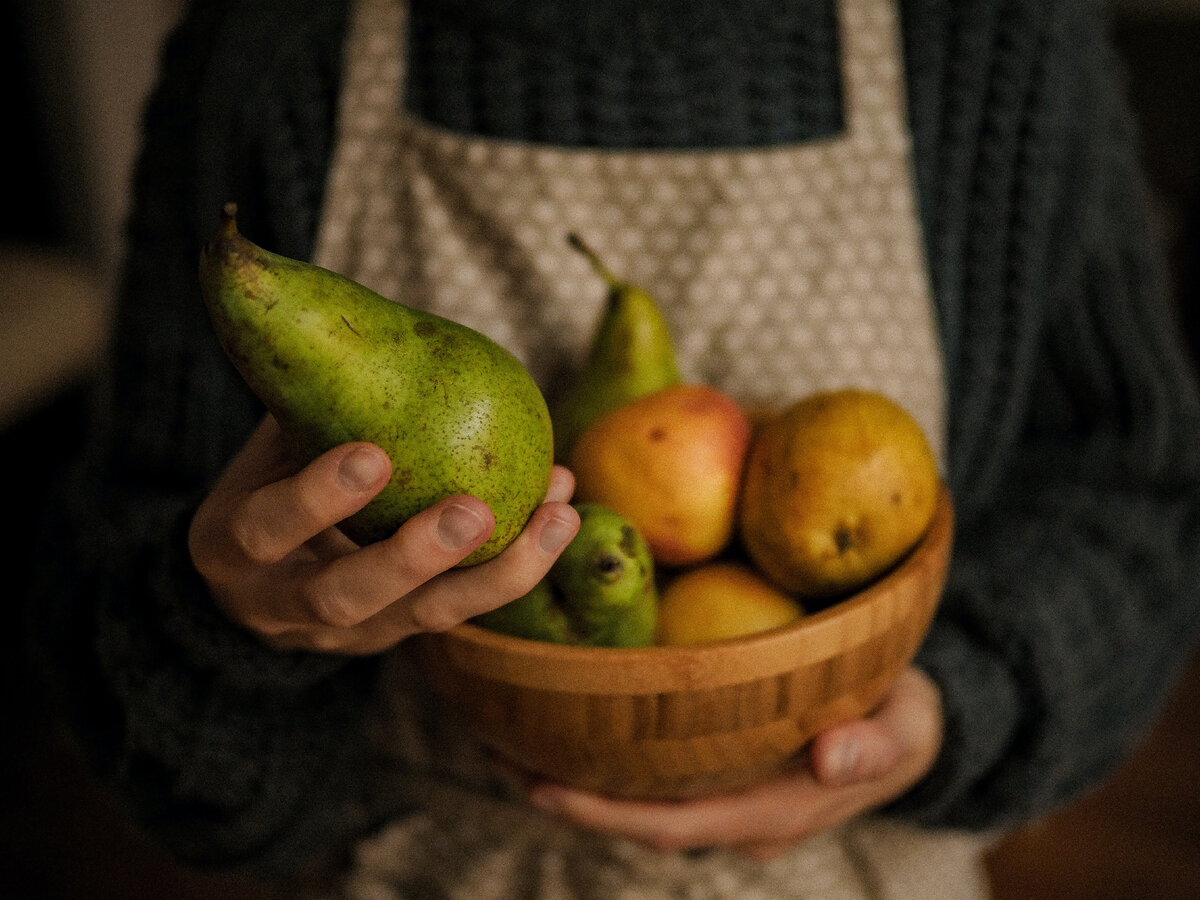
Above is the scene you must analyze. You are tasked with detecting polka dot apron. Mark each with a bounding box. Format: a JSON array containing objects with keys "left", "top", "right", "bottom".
[{"left": 312, "top": 0, "right": 990, "bottom": 897}]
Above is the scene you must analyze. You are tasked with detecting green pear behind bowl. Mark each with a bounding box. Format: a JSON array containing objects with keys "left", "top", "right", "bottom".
[
  {"left": 198, "top": 203, "right": 554, "bottom": 565},
  {"left": 470, "top": 580, "right": 573, "bottom": 644},
  {"left": 551, "top": 234, "right": 680, "bottom": 461}
]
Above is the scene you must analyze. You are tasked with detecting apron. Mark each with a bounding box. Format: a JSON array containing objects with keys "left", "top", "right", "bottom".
[{"left": 312, "top": 0, "right": 989, "bottom": 896}]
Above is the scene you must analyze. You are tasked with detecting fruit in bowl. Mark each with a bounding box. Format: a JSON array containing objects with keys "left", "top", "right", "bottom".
[
  {"left": 423, "top": 381, "right": 947, "bottom": 802},
  {"left": 367, "top": 234, "right": 948, "bottom": 798},
  {"left": 411, "top": 484, "right": 952, "bottom": 800}
]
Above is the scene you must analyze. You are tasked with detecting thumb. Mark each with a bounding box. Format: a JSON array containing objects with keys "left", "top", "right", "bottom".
[
  {"left": 808, "top": 668, "right": 942, "bottom": 788},
  {"left": 809, "top": 719, "right": 903, "bottom": 788}
]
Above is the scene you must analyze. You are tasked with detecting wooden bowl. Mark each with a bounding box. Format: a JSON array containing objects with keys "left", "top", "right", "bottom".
[{"left": 412, "top": 485, "right": 953, "bottom": 800}]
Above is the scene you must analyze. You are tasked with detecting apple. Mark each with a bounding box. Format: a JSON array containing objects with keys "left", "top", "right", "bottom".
[{"left": 568, "top": 383, "right": 752, "bottom": 567}]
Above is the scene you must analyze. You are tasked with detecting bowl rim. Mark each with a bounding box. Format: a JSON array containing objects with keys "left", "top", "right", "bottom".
[{"left": 429, "top": 484, "right": 953, "bottom": 691}]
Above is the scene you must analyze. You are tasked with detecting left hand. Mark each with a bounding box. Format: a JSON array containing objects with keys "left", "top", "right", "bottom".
[{"left": 515, "top": 666, "right": 943, "bottom": 860}]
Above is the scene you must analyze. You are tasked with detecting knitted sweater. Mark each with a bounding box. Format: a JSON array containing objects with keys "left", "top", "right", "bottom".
[{"left": 29, "top": 0, "right": 1200, "bottom": 879}]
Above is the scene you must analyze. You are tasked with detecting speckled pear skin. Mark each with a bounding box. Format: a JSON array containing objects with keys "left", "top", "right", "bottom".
[{"left": 198, "top": 203, "right": 554, "bottom": 565}]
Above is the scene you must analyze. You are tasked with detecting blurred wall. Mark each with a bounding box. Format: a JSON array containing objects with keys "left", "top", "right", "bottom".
[
  {"left": 0, "top": 0, "right": 184, "bottom": 426},
  {"left": 14, "top": 0, "right": 185, "bottom": 269}
]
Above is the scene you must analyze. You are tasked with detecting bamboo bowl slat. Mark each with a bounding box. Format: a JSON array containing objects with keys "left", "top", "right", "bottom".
[{"left": 412, "top": 485, "right": 954, "bottom": 800}]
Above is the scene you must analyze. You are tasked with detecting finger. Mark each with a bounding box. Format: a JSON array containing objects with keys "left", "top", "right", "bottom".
[
  {"left": 811, "top": 668, "right": 942, "bottom": 789},
  {"left": 229, "top": 442, "right": 392, "bottom": 565},
  {"left": 528, "top": 671, "right": 945, "bottom": 853},
  {"left": 809, "top": 720, "right": 902, "bottom": 788},
  {"left": 394, "top": 500, "right": 580, "bottom": 633},
  {"left": 298, "top": 466, "right": 574, "bottom": 628},
  {"left": 300, "top": 495, "right": 496, "bottom": 628},
  {"left": 545, "top": 465, "right": 576, "bottom": 503},
  {"left": 527, "top": 771, "right": 823, "bottom": 854},
  {"left": 282, "top": 500, "right": 580, "bottom": 655},
  {"left": 264, "top": 494, "right": 580, "bottom": 654}
]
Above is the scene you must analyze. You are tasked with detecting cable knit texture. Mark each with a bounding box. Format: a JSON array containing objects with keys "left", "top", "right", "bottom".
[{"left": 28, "top": 0, "right": 1200, "bottom": 878}]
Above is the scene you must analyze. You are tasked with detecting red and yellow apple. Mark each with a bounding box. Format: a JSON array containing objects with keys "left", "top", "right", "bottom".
[{"left": 568, "top": 383, "right": 752, "bottom": 567}]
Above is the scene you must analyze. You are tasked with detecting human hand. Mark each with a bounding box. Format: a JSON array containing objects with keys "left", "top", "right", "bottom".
[
  {"left": 515, "top": 667, "right": 942, "bottom": 860},
  {"left": 187, "top": 415, "right": 580, "bottom": 654}
]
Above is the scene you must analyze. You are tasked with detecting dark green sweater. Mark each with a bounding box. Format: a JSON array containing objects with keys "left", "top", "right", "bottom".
[{"left": 30, "top": 0, "right": 1200, "bottom": 878}]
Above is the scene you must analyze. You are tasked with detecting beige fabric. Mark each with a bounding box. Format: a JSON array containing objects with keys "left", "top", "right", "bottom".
[
  {"left": 313, "top": 0, "right": 988, "bottom": 897},
  {"left": 315, "top": 653, "right": 992, "bottom": 900},
  {"left": 334, "top": 785, "right": 991, "bottom": 900}
]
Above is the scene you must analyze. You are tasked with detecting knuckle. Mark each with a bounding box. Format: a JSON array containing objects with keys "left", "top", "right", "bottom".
[
  {"left": 463, "top": 554, "right": 547, "bottom": 607},
  {"left": 212, "top": 590, "right": 285, "bottom": 638},
  {"left": 293, "top": 473, "right": 336, "bottom": 529},
  {"left": 376, "top": 546, "right": 427, "bottom": 591},
  {"left": 300, "top": 580, "right": 361, "bottom": 629},
  {"left": 363, "top": 532, "right": 450, "bottom": 599},
  {"left": 490, "top": 570, "right": 546, "bottom": 607},
  {"left": 228, "top": 505, "right": 281, "bottom": 565},
  {"left": 406, "top": 596, "right": 463, "bottom": 634}
]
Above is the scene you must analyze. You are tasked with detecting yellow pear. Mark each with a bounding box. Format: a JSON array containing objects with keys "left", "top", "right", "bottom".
[
  {"left": 738, "top": 389, "right": 939, "bottom": 599},
  {"left": 656, "top": 562, "right": 802, "bottom": 646}
]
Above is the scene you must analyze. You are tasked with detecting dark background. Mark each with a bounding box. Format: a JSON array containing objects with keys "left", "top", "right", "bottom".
[{"left": 2, "top": 2, "right": 1197, "bottom": 898}]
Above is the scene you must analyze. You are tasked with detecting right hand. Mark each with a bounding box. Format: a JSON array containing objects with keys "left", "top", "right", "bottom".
[{"left": 188, "top": 415, "right": 580, "bottom": 654}]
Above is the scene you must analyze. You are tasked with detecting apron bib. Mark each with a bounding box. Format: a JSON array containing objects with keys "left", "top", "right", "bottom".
[
  {"left": 312, "top": 0, "right": 987, "bottom": 897},
  {"left": 314, "top": 0, "right": 947, "bottom": 456}
]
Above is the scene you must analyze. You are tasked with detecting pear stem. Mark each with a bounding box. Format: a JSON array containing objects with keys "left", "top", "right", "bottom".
[
  {"left": 567, "top": 232, "right": 620, "bottom": 290},
  {"left": 219, "top": 202, "right": 240, "bottom": 238}
]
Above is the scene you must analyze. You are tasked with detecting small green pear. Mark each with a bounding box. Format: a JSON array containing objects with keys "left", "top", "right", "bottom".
[
  {"left": 549, "top": 502, "right": 658, "bottom": 647},
  {"left": 551, "top": 234, "right": 681, "bottom": 461},
  {"left": 198, "top": 203, "right": 554, "bottom": 565},
  {"left": 473, "top": 504, "right": 657, "bottom": 647},
  {"left": 470, "top": 580, "right": 572, "bottom": 644}
]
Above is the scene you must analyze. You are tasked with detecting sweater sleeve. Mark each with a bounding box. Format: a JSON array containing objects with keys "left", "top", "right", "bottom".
[
  {"left": 890, "top": 0, "right": 1200, "bottom": 830},
  {"left": 27, "top": 0, "right": 369, "bottom": 878}
]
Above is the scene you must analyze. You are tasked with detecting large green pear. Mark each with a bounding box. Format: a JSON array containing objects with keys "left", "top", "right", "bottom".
[
  {"left": 551, "top": 234, "right": 681, "bottom": 461},
  {"left": 198, "top": 203, "right": 554, "bottom": 564}
]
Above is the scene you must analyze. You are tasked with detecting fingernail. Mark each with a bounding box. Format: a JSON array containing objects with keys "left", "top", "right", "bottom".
[
  {"left": 438, "top": 502, "right": 489, "bottom": 550},
  {"left": 826, "top": 737, "right": 860, "bottom": 784},
  {"left": 339, "top": 448, "right": 388, "bottom": 492},
  {"left": 539, "top": 514, "right": 578, "bottom": 554}
]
